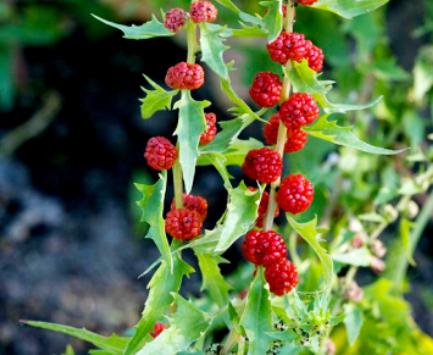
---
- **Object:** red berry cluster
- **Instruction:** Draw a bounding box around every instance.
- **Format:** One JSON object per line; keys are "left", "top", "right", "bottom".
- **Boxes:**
{"left": 150, "top": 323, "right": 166, "bottom": 338}
{"left": 267, "top": 31, "right": 324, "bottom": 72}
{"left": 200, "top": 112, "right": 218, "bottom": 145}
{"left": 164, "top": 1, "right": 218, "bottom": 32}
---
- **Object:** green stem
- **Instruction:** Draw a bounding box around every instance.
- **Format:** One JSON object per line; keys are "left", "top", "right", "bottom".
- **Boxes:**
{"left": 173, "top": 159, "right": 184, "bottom": 209}
{"left": 186, "top": 20, "right": 197, "bottom": 64}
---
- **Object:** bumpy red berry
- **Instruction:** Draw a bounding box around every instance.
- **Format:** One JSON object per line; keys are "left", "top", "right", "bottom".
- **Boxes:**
{"left": 279, "top": 93, "right": 320, "bottom": 130}
{"left": 249, "top": 72, "right": 282, "bottom": 108}
{"left": 150, "top": 323, "right": 166, "bottom": 338}
{"left": 277, "top": 174, "right": 314, "bottom": 214}
{"left": 248, "top": 187, "right": 279, "bottom": 228}
{"left": 242, "top": 147, "right": 282, "bottom": 183}
{"left": 165, "top": 208, "right": 203, "bottom": 240}
{"left": 267, "top": 32, "right": 308, "bottom": 65}
{"left": 164, "top": 8, "right": 187, "bottom": 32}
{"left": 297, "top": 0, "right": 318, "bottom": 5}
{"left": 190, "top": 0, "right": 218, "bottom": 23}
{"left": 242, "top": 230, "right": 287, "bottom": 266}
{"left": 263, "top": 113, "right": 308, "bottom": 153}
{"left": 171, "top": 194, "right": 208, "bottom": 220}
{"left": 144, "top": 136, "right": 177, "bottom": 171}
{"left": 265, "top": 258, "right": 298, "bottom": 296}
{"left": 165, "top": 62, "right": 205, "bottom": 90}
{"left": 305, "top": 41, "right": 324, "bottom": 72}
{"left": 200, "top": 112, "right": 217, "bottom": 145}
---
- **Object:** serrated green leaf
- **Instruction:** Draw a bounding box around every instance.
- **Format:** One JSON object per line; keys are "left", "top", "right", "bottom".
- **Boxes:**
{"left": 313, "top": 0, "right": 389, "bottom": 19}
{"left": 287, "top": 216, "right": 333, "bottom": 288}
{"left": 304, "top": 115, "right": 405, "bottom": 155}
{"left": 344, "top": 304, "right": 364, "bottom": 345}
{"left": 135, "top": 172, "right": 172, "bottom": 268}
{"left": 332, "top": 248, "right": 372, "bottom": 267}
{"left": 92, "top": 15, "right": 174, "bottom": 40}
{"left": 124, "top": 257, "right": 194, "bottom": 355}
{"left": 174, "top": 91, "right": 210, "bottom": 193}
{"left": 22, "top": 321, "right": 128, "bottom": 354}
{"left": 200, "top": 23, "right": 230, "bottom": 79}
{"left": 197, "top": 153, "right": 233, "bottom": 189}
{"left": 215, "top": 0, "right": 241, "bottom": 13}
{"left": 223, "top": 138, "right": 263, "bottom": 166}
{"left": 260, "top": 0, "right": 283, "bottom": 41}
{"left": 215, "top": 182, "right": 261, "bottom": 253}
{"left": 196, "top": 253, "right": 231, "bottom": 307}
{"left": 136, "top": 296, "right": 208, "bottom": 355}
{"left": 240, "top": 268, "right": 273, "bottom": 355}
{"left": 140, "top": 75, "right": 177, "bottom": 119}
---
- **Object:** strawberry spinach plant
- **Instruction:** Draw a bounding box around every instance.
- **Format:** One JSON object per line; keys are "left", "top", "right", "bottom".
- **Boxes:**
{"left": 24, "top": 0, "right": 433, "bottom": 354}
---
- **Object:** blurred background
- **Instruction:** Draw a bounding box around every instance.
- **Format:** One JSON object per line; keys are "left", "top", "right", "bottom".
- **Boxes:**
{"left": 1, "top": 0, "right": 433, "bottom": 354}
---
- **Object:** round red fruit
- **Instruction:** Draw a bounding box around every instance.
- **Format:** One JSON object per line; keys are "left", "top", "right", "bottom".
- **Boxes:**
{"left": 171, "top": 194, "right": 208, "bottom": 220}
{"left": 265, "top": 258, "right": 298, "bottom": 296}
{"left": 150, "top": 323, "right": 166, "bottom": 338}
{"left": 242, "top": 230, "right": 287, "bottom": 266}
{"left": 277, "top": 174, "right": 314, "bottom": 214}
{"left": 267, "top": 32, "right": 308, "bottom": 65}
{"left": 144, "top": 136, "right": 177, "bottom": 171}
{"left": 279, "top": 92, "right": 319, "bottom": 130}
{"left": 249, "top": 72, "right": 282, "bottom": 108}
{"left": 297, "top": 0, "right": 318, "bottom": 5}
{"left": 190, "top": 0, "right": 218, "bottom": 23}
{"left": 165, "top": 208, "right": 203, "bottom": 240}
{"left": 305, "top": 40, "right": 324, "bottom": 72}
{"left": 165, "top": 62, "right": 205, "bottom": 90}
{"left": 200, "top": 112, "right": 217, "bottom": 145}
{"left": 164, "top": 8, "right": 187, "bottom": 32}
{"left": 242, "top": 147, "right": 282, "bottom": 184}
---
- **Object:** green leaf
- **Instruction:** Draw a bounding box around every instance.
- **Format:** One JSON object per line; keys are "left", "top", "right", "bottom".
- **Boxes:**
{"left": 412, "top": 46, "right": 433, "bottom": 105}
{"left": 313, "top": 0, "right": 390, "bottom": 19}
{"left": 196, "top": 253, "right": 231, "bottom": 307}
{"left": 174, "top": 91, "right": 210, "bottom": 193}
{"left": 92, "top": 15, "right": 174, "bottom": 40}
{"left": 344, "top": 304, "right": 364, "bottom": 345}
{"left": 22, "top": 321, "right": 128, "bottom": 354}
{"left": 240, "top": 268, "right": 274, "bottom": 355}
{"left": 197, "top": 153, "right": 233, "bottom": 189}
{"left": 200, "top": 23, "right": 230, "bottom": 79}
{"left": 140, "top": 75, "right": 177, "bottom": 119}
{"left": 304, "top": 115, "right": 405, "bottom": 155}
{"left": 260, "top": 0, "right": 283, "bottom": 41}
{"left": 215, "top": 0, "right": 241, "bottom": 13}
{"left": 135, "top": 172, "right": 172, "bottom": 268}
{"left": 399, "top": 218, "right": 416, "bottom": 266}
{"left": 215, "top": 182, "right": 261, "bottom": 253}
{"left": 222, "top": 138, "right": 263, "bottom": 166}
{"left": 287, "top": 216, "right": 333, "bottom": 288}
{"left": 0, "top": 45, "right": 13, "bottom": 110}
{"left": 124, "top": 257, "right": 194, "bottom": 355}
{"left": 332, "top": 248, "right": 372, "bottom": 267}
{"left": 136, "top": 296, "right": 209, "bottom": 355}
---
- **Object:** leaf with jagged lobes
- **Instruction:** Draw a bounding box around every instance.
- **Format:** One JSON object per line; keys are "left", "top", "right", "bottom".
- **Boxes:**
{"left": 135, "top": 172, "right": 172, "bottom": 268}
{"left": 240, "top": 268, "right": 274, "bottom": 355}
{"left": 136, "top": 295, "right": 209, "bottom": 355}
{"left": 140, "top": 75, "right": 178, "bottom": 120}
{"left": 174, "top": 91, "right": 210, "bottom": 193}
{"left": 92, "top": 15, "right": 174, "bottom": 40}
{"left": 260, "top": 0, "right": 283, "bottom": 41}
{"left": 124, "top": 257, "right": 194, "bottom": 355}
{"left": 312, "top": 0, "right": 390, "bottom": 19}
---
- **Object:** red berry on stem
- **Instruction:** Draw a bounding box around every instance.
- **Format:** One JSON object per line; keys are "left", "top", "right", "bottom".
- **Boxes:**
{"left": 150, "top": 323, "right": 166, "bottom": 338}
{"left": 170, "top": 194, "right": 208, "bottom": 221}
{"left": 279, "top": 92, "right": 320, "bottom": 130}
{"left": 265, "top": 258, "right": 298, "bottom": 296}
{"left": 249, "top": 72, "right": 282, "bottom": 108}
{"left": 200, "top": 112, "right": 217, "bottom": 145}
{"left": 242, "top": 230, "right": 287, "bottom": 266}
{"left": 164, "top": 8, "right": 187, "bottom": 32}
{"left": 242, "top": 147, "right": 282, "bottom": 184}
{"left": 165, "top": 208, "right": 203, "bottom": 240}
{"left": 305, "top": 40, "right": 324, "bottom": 72}
{"left": 277, "top": 174, "right": 314, "bottom": 214}
{"left": 267, "top": 32, "right": 308, "bottom": 65}
{"left": 165, "top": 62, "right": 205, "bottom": 90}
{"left": 190, "top": 0, "right": 218, "bottom": 23}
{"left": 144, "top": 136, "right": 178, "bottom": 171}
{"left": 248, "top": 187, "right": 279, "bottom": 228}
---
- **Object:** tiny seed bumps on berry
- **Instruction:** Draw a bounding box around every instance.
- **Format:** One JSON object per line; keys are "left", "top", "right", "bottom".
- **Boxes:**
{"left": 249, "top": 72, "right": 282, "bottom": 108}
{"left": 305, "top": 40, "right": 324, "bottom": 72}
{"left": 144, "top": 136, "right": 178, "bottom": 171}
{"left": 243, "top": 147, "right": 282, "bottom": 183}
{"left": 247, "top": 187, "right": 279, "bottom": 228}
{"left": 267, "top": 32, "right": 309, "bottom": 65}
{"left": 265, "top": 258, "right": 298, "bottom": 296}
{"left": 277, "top": 174, "right": 314, "bottom": 214}
{"left": 165, "top": 62, "right": 205, "bottom": 90}
{"left": 165, "top": 208, "right": 203, "bottom": 240}
{"left": 170, "top": 194, "right": 208, "bottom": 221}
{"left": 190, "top": 0, "right": 218, "bottom": 23}
{"left": 279, "top": 92, "right": 320, "bottom": 130}
{"left": 164, "top": 8, "right": 187, "bottom": 33}
{"left": 242, "top": 230, "right": 287, "bottom": 267}
{"left": 200, "top": 112, "right": 217, "bottom": 145}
